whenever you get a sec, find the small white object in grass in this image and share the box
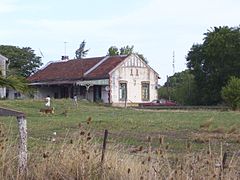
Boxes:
[52,138,56,142]
[53,132,57,136]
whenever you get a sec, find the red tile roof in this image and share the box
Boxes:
[27,56,127,83]
[85,56,127,79]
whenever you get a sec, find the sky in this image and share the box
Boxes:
[0,0,240,84]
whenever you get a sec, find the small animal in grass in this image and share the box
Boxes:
[39,107,55,114]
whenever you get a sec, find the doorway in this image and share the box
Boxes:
[93,85,102,102]
[60,86,69,98]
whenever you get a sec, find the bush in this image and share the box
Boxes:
[221,76,240,110]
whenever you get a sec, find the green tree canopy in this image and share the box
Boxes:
[221,76,240,110]
[159,70,197,105]
[107,46,119,56]
[119,45,134,55]
[0,74,29,93]
[186,26,240,105]
[75,40,89,59]
[107,45,148,63]
[0,45,43,77]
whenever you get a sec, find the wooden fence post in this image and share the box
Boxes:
[17,115,27,175]
[0,108,27,176]
[101,129,108,163]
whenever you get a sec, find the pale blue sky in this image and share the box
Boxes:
[1,0,239,84]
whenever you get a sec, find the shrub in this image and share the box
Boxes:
[221,76,240,110]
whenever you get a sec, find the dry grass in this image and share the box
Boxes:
[227,126,238,134]
[1,119,240,180]
[200,117,214,130]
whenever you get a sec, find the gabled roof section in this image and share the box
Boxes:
[27,57,103,82]
[84,56,110,76]
[27,55,128,83]
[84,55,128,79]
[109,54,160,78]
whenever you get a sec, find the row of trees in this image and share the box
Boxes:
[0,45,42,77]
[0,45,42,93]
[158,70,196,105]
[1,27,239,109]
[75,41,148,63]
[107,45,148,63]
[159,26,240,109]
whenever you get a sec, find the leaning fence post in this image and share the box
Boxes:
[17,115,27,175]
[101,129,108,163]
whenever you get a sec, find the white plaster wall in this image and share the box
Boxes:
[87,87,94,102]
[102,86,109,103]
[0,55,7,98]
[7,89,28,99]
[7,89,18,99]
[110,55,158,104]
[0,55,7,76]
[0,88,6,98]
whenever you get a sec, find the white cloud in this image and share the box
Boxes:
[2,0,240,84]
[0,1,17,13]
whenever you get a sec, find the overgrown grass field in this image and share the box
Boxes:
[1,99,240,179]
[0,99,240,153]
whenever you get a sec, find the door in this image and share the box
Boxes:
[60,86,69,98]
[93,85,102,102]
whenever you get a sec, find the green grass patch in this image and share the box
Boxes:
[0,99,240,154]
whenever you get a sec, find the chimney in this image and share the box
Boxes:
[61,56,69,60]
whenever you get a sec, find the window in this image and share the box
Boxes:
[141,82,149,101]
[136,69,139,76]
[130,69,133,76]
[14,92,21,99]
[119,83,127,101]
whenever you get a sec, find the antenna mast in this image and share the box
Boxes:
[172,50,175,75]
[64,41,68,56]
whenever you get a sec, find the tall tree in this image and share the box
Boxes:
[119,45,134,55]
[75,40,89,59]
[107,46,119,56]
[186,26,240,105]
[159,70,197,105]
[221,76,240,110]
[0,45,43,77]
[107,45,148,63]
[186,44,208,104]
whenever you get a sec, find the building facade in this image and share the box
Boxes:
[28,54,159,106]
[0,54,9,98]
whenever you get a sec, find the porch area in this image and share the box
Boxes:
[31,79,110,103]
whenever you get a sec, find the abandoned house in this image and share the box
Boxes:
[27,54,159,106]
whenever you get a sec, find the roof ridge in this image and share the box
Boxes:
[83,56,109,76]
[38,56,105,71]
[38,61,54,71]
